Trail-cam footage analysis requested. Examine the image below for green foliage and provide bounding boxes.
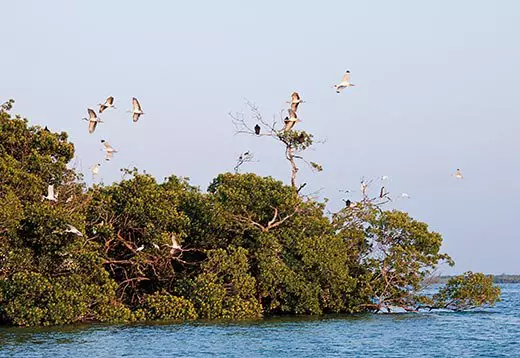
[0,102,501,326]
[142,291,198,321]
[433,272,501,311]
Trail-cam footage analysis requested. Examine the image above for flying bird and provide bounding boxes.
[282,109,300,132]
[43,185,58,202]
[101,140,118,161]
[90,163,101,177]
[334,70,356,93]
[454,169,464,179]
[99,96,115,113]
[130,97,144,122]
[401,193,411,199]
[254,124,261,135]
[64,224,83,237]
[82,108,102,134]
[287,92,304,113]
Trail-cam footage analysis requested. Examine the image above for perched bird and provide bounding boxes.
[90,163,101,176]
[168,233,182,255]
[136,245,144,252]
[283,109,300,132]
[64,224,83,237]
[287,92,304,113]
[297,133,306,144]
[334,70,356,93]
[401,193,411,199]
[43,185,58,202]
[152,243,160,250]
[82,108,102,134]
[360,180,368,195]
[43,126,50,132]
[254,124,261,135]
[101,140,118,161]
[454,169,464,179]
[99,96,115,113]
[130,97,144,122]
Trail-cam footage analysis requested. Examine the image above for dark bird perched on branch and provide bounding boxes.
[254,124,261,135]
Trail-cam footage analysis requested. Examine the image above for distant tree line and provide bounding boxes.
[0,100,500,326]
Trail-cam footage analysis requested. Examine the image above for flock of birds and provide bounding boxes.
[40,69,465,235]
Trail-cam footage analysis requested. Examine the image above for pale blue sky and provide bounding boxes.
[2,0,519,274]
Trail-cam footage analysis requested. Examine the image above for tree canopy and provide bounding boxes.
[0,100,500,326]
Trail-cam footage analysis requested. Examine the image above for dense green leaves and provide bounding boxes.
[0,101,501,326]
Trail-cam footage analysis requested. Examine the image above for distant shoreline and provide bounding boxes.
[434,274,520,284]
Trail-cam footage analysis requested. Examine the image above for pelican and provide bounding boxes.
[43,185,58,202]
[101,140,118,161]
[454,169,464,179]
[99,96,115,113]
[64,224,83,237]
[287,92,304,113]
[82,108,102,134]
[334,70,356,93]
[130,97,144,122]
[282,109,300,132]
[254,124,261,135]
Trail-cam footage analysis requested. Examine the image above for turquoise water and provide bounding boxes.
[1,284,519,357]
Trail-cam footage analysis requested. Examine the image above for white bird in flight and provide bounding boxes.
[82,108,102,134]
[287,92,304,113]
[401,193,411,199]
[282,109,300,132]
[43,185,58,202]
[99,96,116,113]
[101,140,118,161]
[90,163,101,177]
[334,70,356,93]
[130,97,144,122]
[454,169,464,179]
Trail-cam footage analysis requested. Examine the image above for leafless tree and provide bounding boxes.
[230,101,322,190]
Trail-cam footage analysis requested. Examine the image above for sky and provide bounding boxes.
[1,0,519,274]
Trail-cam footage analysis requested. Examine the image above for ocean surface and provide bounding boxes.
[1,284,519,357]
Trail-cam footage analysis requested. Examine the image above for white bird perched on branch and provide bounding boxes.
[43,185,58,202]
[82,108,102,134]
[130,97,144,122]
[287,92,304,113]
[334,70,356,93]
[167,233,182,255]
[99,96,116,113]
[101,140,118,161]
[64,224,83,236]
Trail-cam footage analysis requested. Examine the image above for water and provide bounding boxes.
[1,284,519,357]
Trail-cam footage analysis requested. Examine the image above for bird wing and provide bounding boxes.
[291,102,300,114]
[88,108,97,119]
[103,142,113,150]
[133,113,141,122]
[89,120,97,133]
[342,72,351,83]
[291,92,300,101]
[106,96,114,105]
[133,97,142,111]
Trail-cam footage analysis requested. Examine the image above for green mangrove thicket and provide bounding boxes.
[0,101,500,326]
